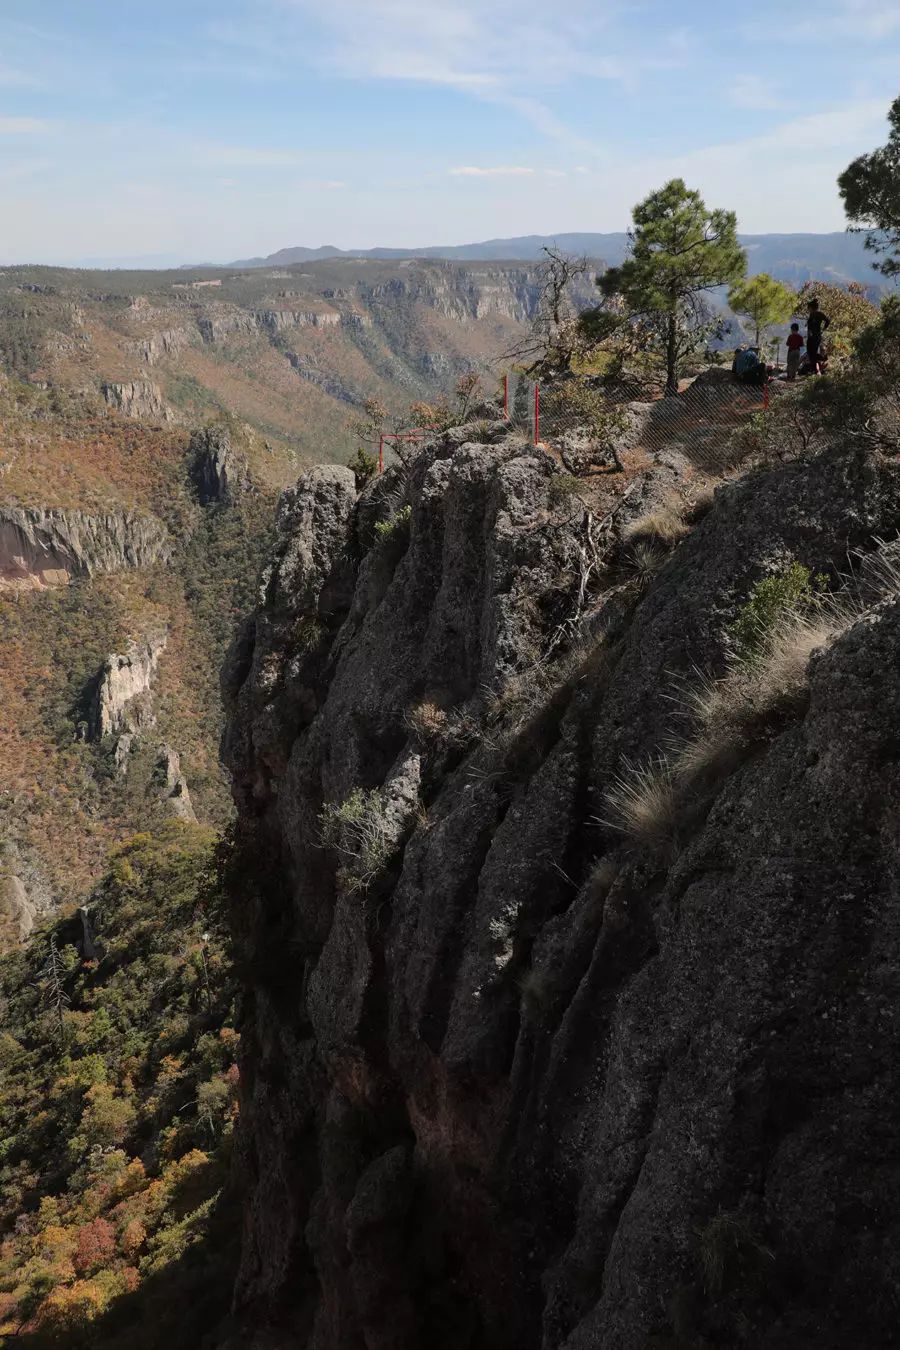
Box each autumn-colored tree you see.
[74,1217,117,1275]
[795,280,880,363]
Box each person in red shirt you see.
[785,324,804,381]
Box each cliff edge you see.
[222,404,900,1349]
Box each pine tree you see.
[597,179,746,394]
[839,93,900,278]
[728,273,796,347]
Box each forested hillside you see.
[0,822,238,1348]
[0,260,564,465]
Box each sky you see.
[0,0,898,266]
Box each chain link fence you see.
[503,366,770,477]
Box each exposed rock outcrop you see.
[190,427,249,505]
[0,507,171,590]
[0,876,35,941]
[100,379,175,422]
[88,636,166,741]
[155,744,197,822]
[223,413,900,1350]
[0,849,54,942]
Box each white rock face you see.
[89,637,167,741]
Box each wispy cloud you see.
[449,165,535,176]
[0,117,56,134]
[217,0,688,152]
[0,65,42,89]
[768,0,900,40]
[730,74,785,110]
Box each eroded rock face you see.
[100,379,174,422]
[190,427,249,506]
[0,849,54,943]
[223,424,900,1350]
[0,508,171,590]
[155,744,197,822]
[0,876,35,941]
[88,637,166,741]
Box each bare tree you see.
[35,935,70,1044]
[505,246,591,376]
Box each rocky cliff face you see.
[190,427,250,505]
[0,507,171,588]
[88,636,166,741]
[100,379,175,422]
[226,394,900,1347]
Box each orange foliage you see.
[74,1217,117,1275]
[120,1219,146,1261]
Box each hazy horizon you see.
[0,1,897,265]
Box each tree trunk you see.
[665,311,678,396]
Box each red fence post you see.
[534,383,540,445]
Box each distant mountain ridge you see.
[227,232,890,290]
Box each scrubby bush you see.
[547,473,580,508]
[320,788,394,891]
[347,447,378,490]
[728,562,827,663]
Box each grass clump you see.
[621,500,690,548]
[697,1211,773,1296]
[320,788,394,891]
[373,504,412,561]
[406,700,448,743]
[601,757,678,846]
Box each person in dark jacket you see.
[806,298,831,374]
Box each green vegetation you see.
[347,447,378,490]
[839,92,900,278]
[729,563,827,663]
[547,474,580,507]
[0,822,238,1348]
[547,380,629,471]
[727,273,796,347]
[597,178,746,395]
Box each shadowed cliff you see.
[221,369,900,1348]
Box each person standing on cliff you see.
[785,324,804,381]
[806,298,831,374]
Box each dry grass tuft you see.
[622,501,691,547]
[601,757,678,845]
[603,608,843,851]
[628,539,669,582]
[749,610,842,712]
[406,699,448,742]
[684,480,717,519]
[584,857,619,904]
